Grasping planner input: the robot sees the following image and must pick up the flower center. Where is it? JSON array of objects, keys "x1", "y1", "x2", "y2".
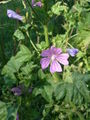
[{"x1": 51, "y1": 54, "x2": 56, "y2": 61}]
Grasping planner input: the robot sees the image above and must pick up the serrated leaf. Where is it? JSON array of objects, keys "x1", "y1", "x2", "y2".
[
  {"x1": 0, "y1": 101, "x2": 18, "y2": 120},
  {"x1": 51, "y1": 2, "x2": 61, "y2": 15},
  {"x1": 64, "y1": 83, "x2": 74, "y2": 102},
  {"x1": 7, "y1": 104, "x2": 18, "y2": 120},
  {"x1": 54, "y1": 82, "x2": 66, "y2": 101},
  {"x1": 33, "y1": 85, "x2": 53, "y2": 103},
  {"x1": 74, "y1": 78, "x2": 90, "y2": 103},
  {"x1": 43, "y1": 85, "x2": 53, "y2": 103},
  {"x1": 72, "y1": 72, "x2": 90, "y2": 82},
  {"x1": 0, "y1": 101, "x2": 7, "y2": 120},
  {"x1": 51, "y1": 2, "x2": 68, "y2": 15},
  {"x1": 42, "y1": 104, "x2": 53, "y2": 118},
  {"x1": 38, "y1": 69, "x2": 46, "y2": 79},
  {"x1": 13, "y1": 29, "x2": 25, "y2": 41},
  {"x1": 54, "y1": 73, "x2": 90, "y2": 104},
  {"x1": 15, "y1": 44, "x2": 32, "y2": 64},
  {"x1": 52, "y1": 34, "x2": 65, "y2": 48},
  {"x1": 2, "y1": 45, "x2": 32, "y2": 83},
  {"x1": 2, "y1": 57, "x2": 18, "y2": 81},
  {"x1": 21, "y1": 62, "x2": 36, "y2": 75}
]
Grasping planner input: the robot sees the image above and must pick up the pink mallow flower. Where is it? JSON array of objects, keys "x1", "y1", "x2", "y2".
[
  {"x1": 40, "y1": 46, "x2": 69, "y2": 73},
  {"x1": 32, "y1": 0, "x2": 42, "y2": 7}
]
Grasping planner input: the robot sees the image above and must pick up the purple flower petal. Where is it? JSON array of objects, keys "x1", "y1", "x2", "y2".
[
  {"x1": 40, "y1": 46, "x2": 69, "y2": 73},
  {"x1": 56, "y1": 53, "x2": 69, "y2": 65},
  {"x1": 33, "y1": 2, "x2": 42, "y2": 7},
  {"x1": 32, "y1": 0, "x2": 35, "y2": 5},
  {"x1": 7, "y1": 9, "x2": 23, "y2": 21},
  {"x1": 11, "y1": 87, "x2": 22, "y2": 96},
  {"x1": 50, "y1": 60, "x2": 62, "y2": 73},
  {"x1": 40, "y1": 58, "x2": 50, "y2": 69},
  {"x1": 41, "y1": 49, "x2": 51, "y2": 57},
  {"x1": 32, "y1": 0, "x2": 42, "y2": 7},
  {"x1": 67, "y1": 48, "x2": 78, "y2": 57},
  {"x1": 16, "y1": 113, "x2": 19, "y2": 120},
  {"x1": 50, "y1": 46, "x2": 62, "y2": 55}
]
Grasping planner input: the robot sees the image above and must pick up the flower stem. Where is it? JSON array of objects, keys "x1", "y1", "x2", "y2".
[
  {"x1": 67, "y1": 43, "x2": 74, "y2": 48},
  {"x1": 26, "y1": 0, "x2": 43, "y2": 26},
  {"x1": 43, "y1": 25, "x2": 49, "y2": 47},
  {"x1": 26, "y1": 31, "x2": 40, "y2": 55},
  {"x1": 52, "y1": 73, "x2": 60, "y2": 83}
]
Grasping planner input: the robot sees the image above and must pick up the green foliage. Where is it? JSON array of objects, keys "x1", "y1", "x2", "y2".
[
  {"x1": 13, "y1": 29, "x2": 25, "y2": 41},
  {"x1": 34, "y1": 84, "x2": 53, "y2": 103},
  {"x1": 54, "y1": 75, "x2": 90, "y2": 104},
  {"x1": 0, "y1": 101, "x2": 7, "y2": 120},
  {"x1": 33, "y1": 71, "x2": 90, "y2": 119},
  {"x1": 2, "y1": 44, "x2": 34, "y2": 86},
  {"x1": 52, "y1": 34, "x2": 65, "y2": 48},
  {"x1": 7, "y1": 104, "x2": 18, "y2": 120},
  {"x1": 0, "y1": 0, "x2": 90, "y2": 120},
  {"x1": 0, "y1": 101, "x2": 18, "y2": 120},
  {"x1": 51, "y1": 2, "x2": 68, "y2": 16},
  {"x1": 2, "y1": 44, "x2": 32, "y2": 74}
]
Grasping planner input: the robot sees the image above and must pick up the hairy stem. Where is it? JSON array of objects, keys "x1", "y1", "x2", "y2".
[{"x1": 26, "y1": 31, "x2": 40, "y2": 55}]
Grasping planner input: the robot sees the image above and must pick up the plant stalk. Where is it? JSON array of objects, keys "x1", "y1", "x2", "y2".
[
  {"x1": 43, "y1": 25, "x2": 49, "y2": 47},
  {"x1": 52, "y1": 73, "x2": 60, "y2": 83},
  {"x1": 26, "y1": 0, "x2": 43, "y2": 26},
  {"x1": 26, "y1": 31, "x2": 40, "y2": 55}
]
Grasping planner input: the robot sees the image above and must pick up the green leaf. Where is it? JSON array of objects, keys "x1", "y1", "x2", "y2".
[
  {"x1": 54, "y1": 72, "x2": 90, "y2": 104},
  {"x1": 72, "y1": 72, "x2": 90, "y2": 82},
  {"x1": 54, "y1": 82, "x2": 66, "y2": 101},
  {"x1": 43, "y1": 85, "x2": 53, "y2": 103},
  {"x1": 2, "y1": 45, "x2": 32, "y2": 75},
  {"x1": 2, "y1": 57, "x2": 20, "y2": 73},
  {"x1": 42, "y1": 104, "x2": 53, "y2": 119},
  {"x1": 15, "y1": 44, "x2": 32, "y2": 64},
  {"x1": 51, "y1": 2, "x2": 68, "y2": 15},
  {"x1": 51, "y1": 2, "x2": 61, "y2": 15},
  {"x1": 0, "y1": 101, "x2": 7, "y2": 120},
  {"x1": 2, "y1": 45, "x2": 32, "y2": 83},
  {"x1": 52, "y1": 34, "x2": 65, "y2": 48},
  {"x1": 2, "y1": 57, "x2": 18, "y2": 81},
  {"x1": 33, "y1": 85, "x2": 53, "y2": 103},
  {"x1": 64, "y1": 83, "x2": 74, "y2": 102},
  {"x1": 19, "y1": 24, "x2": 31, "y2": 32},
  {"x1": 36, "y1": 41, "x2": 47, "y2": 50},
  {"x1": 21, "y1": 62, "x2": 36, "y2": 75},
  {"x1": 0, "y1": 101, "x2": 18, "y2": 120},
  {"x1": 74, "y1": 78, "x2": 90, "y2": 103},
  {"x1": 13, "y1": 29, "x2": 25, "y2": 41},
  {"x1": 7, "y1": 104, "x2": 18, "y2": 120},
  {"x1": 38, "y1": 69, "x2": 46, "y2": 79}
]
